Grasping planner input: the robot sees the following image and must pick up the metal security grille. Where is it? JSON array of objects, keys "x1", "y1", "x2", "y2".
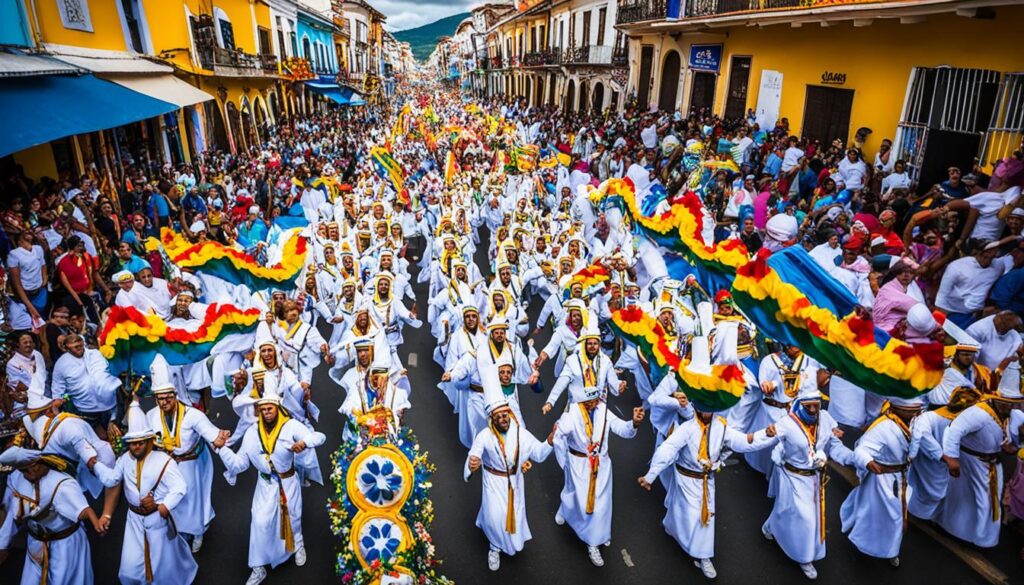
[
  {"x1": 980, "y1": 72, "x2": 1024, "y2": 167},
  {"x1": 895, "y1": 66, "x2": 1000, "y2": 184}
]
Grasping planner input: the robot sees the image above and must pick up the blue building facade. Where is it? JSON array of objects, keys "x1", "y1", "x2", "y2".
[{"x1": 296, "y1": 9, "x2": 337, "y2": 76}]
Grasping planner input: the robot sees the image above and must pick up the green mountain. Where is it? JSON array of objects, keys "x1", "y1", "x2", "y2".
[{"x1": 394, "y1": 12, "x2": 471, "y2": 62}]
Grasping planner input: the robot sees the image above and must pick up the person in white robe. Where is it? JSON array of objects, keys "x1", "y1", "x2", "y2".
[
  {"x1": 749, "y1": 380, "x2": 855, "y2": 580},
  {"x1": 147, "y1": 355, "x2": 230, "y2": 553},
  {"x1": 327, "y1": 277, "x2": 365, "y2": 347},
  {"x1": 534, "y1": 299, "x2": 589, "y2": 380},
  {"x1": 935, "y1": 381, "x2": 1023, "y2": 548},
  {"x1": 90, "y1": 400, "x2": 197, "y2": 585},
  {"x1": 839, "y1": 396, "x2": 925, "y2": 566},
  {"x1": 339, "y1": 359, "x2": 411, "y2": 443},
  {"x1": 907, "y1": 387, "x2": 978, "y2": 520},
  {"x1": 363, "y1": 272, "x2": 422, "y2": 362},
  {"x1": 214, "y1": 376, "x2": 326, "y2": 585},
  {"x1": 638, "y1": 404, "x2": 771, "y2": 579},
  {"x1": 465, "y1": 397, "x2": 554, "y2": 571},
  {"x1": 119, "y1": 266, "x2": 174, "y2": 319},
  {"x1": 165, "y1": 290, "x2": 215, "y2": 407},
  {"x1": 272, "y1": 299, "x2": 332, "y2": 384},
  {"x1": 542, "y1": 325, "x2": 624, "y2": 414},
  {"x1": 552, "y1": 384, "x2": 644, "y2": 567},
  {"x1": 0, "y1": 447, "x2": 103, "y2": 585},
  {"x1": 49, "y1": 334, "x2": 121, "y2": 433},
  {"x1": 438, "y1": 305, "x2": 485, "y2": 415},
  {"x1": 927, "y1": 325, "x2": 989, "y2": 406},
  {"x1": 20, "y1": 360, "x2": 115, "y2": 499}
]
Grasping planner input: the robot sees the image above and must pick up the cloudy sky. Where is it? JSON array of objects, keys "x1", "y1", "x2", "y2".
[{"x1": 377, "y1": 0, "x2": 482, "y2": 31}]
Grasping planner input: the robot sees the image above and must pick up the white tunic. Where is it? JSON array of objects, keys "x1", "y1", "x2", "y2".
[
  {"x1": 907, "y1": 411, "x2": 953, "y2": 519},
  {"x1": 22, "y1": 412, "x2": 115, "y2": 500},
  {"x1": 553, "y1": 402, "x2": 637, "y2": 546},
  {"x1": 146, "y1": 404, "x2": 221, "y2": 536},
  {"x1": 464, "y1": 420, "x2": 552, "y2": 555},
  {"x1": 93, "y1": 449, "x2": 198, "y2": 585},
  {"x1": 935, "y1": 404, "x2": 1012, "y2": 547},
  {"x1": 839, "y1": 416, "x2": 912, "y2": 559},
  {"x1": 50, "y1": 350, "x2": 121, "y2": 414},
  {"x1": 217, "y1": 417, "x2": 326, "y2": 568},
  {"x1": 0, "y1": 470, "x2": 93, "y2": 585}
]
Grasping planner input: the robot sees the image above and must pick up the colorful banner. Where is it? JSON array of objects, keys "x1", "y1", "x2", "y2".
[
  {"x1": 589, "y1": 178, "x2": 945, "y2": 399},
  {"x1": 608, "y1": 305, "x2": 746, "y2": 412},
  {"x1": 99, "y1": 303, "x2": 261, "y2": 375},
  {"x1": 161, "y1": 228, "x2": 308, "y2": 291},
  {"x1": 370, "y1": 146, "x2": 405, "y2": 195}
]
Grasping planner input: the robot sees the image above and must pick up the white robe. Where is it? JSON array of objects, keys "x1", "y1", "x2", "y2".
[
  {"x1": 146, "y1": 405, "x2": 221, "y2": 536},
  {"x1": 464, "y1": 421, "x2": 553, "y2": 555},
  {"x1": 643, "y1": 415, "x2": 769, "y2": 559},
  {"x1": 0, "y1": 471, "x2": 93, "y2": 585},
  {"x1": 93, "y1": 450, "x2": 198, "y2": 585},
  {"x1": 935, "y1": 404, "x2": 1011, "y2": 547},
  {"x1": 22, "y1": 412, "x2": 115, "y2": 500},
  {"x1": 545, "y1": 351, "x2": 621, "y2": 412},
  {"x1": 553, "y1": 403, "x2": 637, "y2": 546},
  {"x1": 274, "y1": 319, "x2": 328, "y2": 384},
  {"x1": 217, "y1": 417, "x2": 326, "y2": 568},
  {"x1": 839, "y1": 417, "x2": 912, "y2": 559},
  {"x1": 907, "y1": 411, "x2": 952, "y2": 519},
  {"x1": 753, "y1": 410, "x2": 855, "y2": 564},
  {"x1": 50, "y1": 350, "x2": 121, "y2": 414}
]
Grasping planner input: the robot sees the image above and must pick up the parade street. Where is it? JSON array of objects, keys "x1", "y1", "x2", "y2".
[{"x1": 3, "y1": 242, "x2": 1018, "y2": 585}]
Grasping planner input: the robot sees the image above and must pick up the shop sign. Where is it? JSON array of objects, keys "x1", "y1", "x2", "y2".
[
  {"x1": 821, "y1": 71, "x2": 847, "y2": 85},
  {"x1": 689, "y1": 44, "x2": 722, "y2": 73}
]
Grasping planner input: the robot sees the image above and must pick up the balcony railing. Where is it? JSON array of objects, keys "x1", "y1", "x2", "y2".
[
  {"x1": 195, "y1": 41, "x2": 277, "y2": 76},
  {"x1": 617, "y1": 0, "x2": 669, "y2": 24},
  {"x1": 562, "y1": 45, "x2": 614, "y2": 66},
  {"x1": 612, "y1": 46, "x2": 628, "y2": 66},
  {"x1": 522, "y1": 50, "x2": 556, "y2": 66}
]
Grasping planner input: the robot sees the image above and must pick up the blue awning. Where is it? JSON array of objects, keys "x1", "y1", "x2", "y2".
[
  {"x1": 0, "y1": 73, "x2": 178, "y2": 157},
  {"x1": 339, "y1": 86, "x2": 364, "y2": 106},
  {"x1": 306, "y1": 82, "x2": 349, "y2": 105}
]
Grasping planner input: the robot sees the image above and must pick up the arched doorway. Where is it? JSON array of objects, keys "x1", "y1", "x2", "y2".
[
  {"x1": 658, "y1": 50, "x2": 682, "y2": 113},
  {"x1": 226, "y1": 101, "x2": 244, "y2": 153},
  {"x1": 525, "y1": 76, "x2": 532, "y2": 103},
  {"x1": 592, "y1": 82, "x2": 605, "y2": 113},
  {"x1": 565, "y1": 79, "x2": 576, "y2": 112},
  {"x1": 578, "y1": 81, "x2": 588, "y2": 113},
  {"x1": 239, "y1": 96, "x2": 256, "y2": 148},
  {"x1": 253, "y1": 97, "x2": 269, "y2": 141},
  {"x1": 535, "y1": 77, "x2": 544, "y2": 107},
  {"x1": 268, "y1": 91, "x2": 279, "y2": 123},
  {"x1": 204, "y1": 100, "x2": 229, "y2": 152}
]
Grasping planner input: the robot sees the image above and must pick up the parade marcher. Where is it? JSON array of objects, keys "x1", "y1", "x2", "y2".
[
  {"x1": 146, "y1": 355, "x2": 230, "y2": 553},
  {"x1": 49, "y1": 333, "x2": 122, "y2": 437},
  {"x1": 839, "y1": 396, "x2": 926, "y2": 566},
  {"x1": 638, "y1": 402, "x2": 769, "y2": 579},
  {"x1": 0, "y1": 447, "x2": 102, "y2": 585},
  {"x1": 465, "y1": 395, "x2": 554, "y2": 571},
  {"x1": 552, "y1": 384, "x2": 644, "y2": 566},
  {"x1": 215, "y1": 374, "x2": 326, "y2": 585},
  {"x1": 90, "y1": 400, "x2": 198, "y2": 585},
  {"x1": 543, "y1": 325, "x2": 625, "y2": 414}
]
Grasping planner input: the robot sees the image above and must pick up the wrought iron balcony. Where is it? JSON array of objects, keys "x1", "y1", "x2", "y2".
[
  {"x1": 612, "y1": 46, "x2": 629, "y2": 67},
  {"x1": 562, "y1": 45, "x2": 614, "y2": 66},
  {"x1": 195, "y1": 40, "x2": 276, "y2": 77},
  {"x1": 617, "y1": 0, "x2": 668, "y2": 24},
  {"x1": 522, "y1": 50, "x2": 555, "y2": 66}
]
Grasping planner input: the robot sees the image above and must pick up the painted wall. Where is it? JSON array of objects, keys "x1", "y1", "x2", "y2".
[
  {"x1": 634, "y1": 7, "x2": 1024, "y2": 157},
  {"x1": 297, "y1": 12, "x2": 337, "y2": 74},
  {"x1": 33, "y1": 0, "x2": 129, "y2": 50},
  {"x1": 1, "y1": 0, "x2": 31, "y2": 46}
]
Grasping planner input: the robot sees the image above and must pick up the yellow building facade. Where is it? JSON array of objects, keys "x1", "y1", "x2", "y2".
[{"x1": 621, "y1": 2, "x2": 1024, "y2": 187}]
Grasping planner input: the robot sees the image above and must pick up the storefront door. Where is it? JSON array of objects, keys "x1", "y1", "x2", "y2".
[
  {"x1": 689, "y1": 71, "x2": 716, "y2": 115},
  {"x1": 801, "y1": 85, "x2": 854, "y2": 146}
]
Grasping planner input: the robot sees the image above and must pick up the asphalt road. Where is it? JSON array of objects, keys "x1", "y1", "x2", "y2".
[{"x1": 3, "y1": 233, "x2": 1022, "y2": 585}]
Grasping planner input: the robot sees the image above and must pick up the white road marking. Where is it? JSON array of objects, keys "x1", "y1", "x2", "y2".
[
  {"x1": 407, "y1": 353, "x2": 418, "y2": 367},
  {"x1": 620, "y1": 549, "x2": 634, "y2": 568}
]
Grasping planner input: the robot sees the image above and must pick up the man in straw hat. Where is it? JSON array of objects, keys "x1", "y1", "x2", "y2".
[
  {"x1": 551, "y1": 384, "x2": 644, "y2": 567},
  {"x1": 89, "y1": 400, "x2": 197, "y2": 585},
  {"x1": 0, "y1": 446, "x2": 103, "y2": 585},
  {"x1": 215, "y1": 372, "x2": 326, "y2": 585},
  {"x1": 465, "y1": 394, "x2": 555, "y2": 571},
  {"x1": 146, "y1": 354, "x2": 230, "y2": 553}
]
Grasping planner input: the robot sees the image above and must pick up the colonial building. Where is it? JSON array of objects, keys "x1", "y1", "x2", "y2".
[{"x1": 616, "y1": 0, "x2": 1024, "y2": 187}]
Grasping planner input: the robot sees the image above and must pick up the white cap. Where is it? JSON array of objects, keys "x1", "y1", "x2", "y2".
[
  {"x1": 578, "y1": 324, "x2": 601, "y2": 342},
  {"x1": 795, "y1": 370, "x2": 821, "y2": 402},
  {"x1": 942, "y1": 318, "x2": 980, "y2": 353},
  {"x1": 113, "y1": 270, "x2": 134, "y2": 283},
  {"x1": 889, "y1": 395, "x2": 926, "y2": 409},
  {"x1": 0, "y1": 446, "x2": 43, "y2": 467},
  {"x1": 150, "y1": 354, "x2": 177, "y2": 395},
  {"x1": 995, "y1": 361, "x2": 1023, "y2": 401},
  {"x1": 486, "y1": 397, "x2": 511, "y2": 416},
  {"x1": 487, "y1": 316, "x2": 510, "y2": 331},
  {"x1": 255, "y1": 322, "x2": 277, "y2": 351},
  {"x1": 122, "y1": 400, "x2": 155, "y2": 442},
  {"x1": 190, "y1": 220, "x2": 206, "y2": 233},
  {"x1": 248, "y1": 205, "x2": 261, "y2": 215}
]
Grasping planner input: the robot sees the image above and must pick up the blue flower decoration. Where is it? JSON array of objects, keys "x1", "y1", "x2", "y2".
[
  {"x1": 358, "y1": 456, "x2": 405, "y2": 506},
  {"x1": 359, "y1": 519, "x2": 402, "y2": 563}
]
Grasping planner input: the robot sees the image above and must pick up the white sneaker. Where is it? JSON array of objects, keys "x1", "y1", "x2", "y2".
[
  {"x1": 191, "y1": 534, "x2": 204, "y2": 553},
  {"x1": 587, "y1": 545, "x2": 604, "y2": 567},
  {"x1": 761, "y1": 523, "x2": 774, "y2": 542},
  {"x1": 889, "y1": 557, "x2": 900, "y2": 568},
  {"x1": 554, "y1": 511, "x2": 565, "y2": 525},
  {"x1": 695, "y1": 558, "x2": 717, "y2": 579},
  {"x1": 245, "y1": 566, "x2": 267, "y2": 585},
  {"x1": 295, "y1": 545, "x2": 307, "y2": 566},
  {"x1": 604, "y1": 540, "x2": 611, "y2": 547},
  {"x1": 487, "y1": 549, "x2": 500, "y2": 571},
  {"x1": 799, "y1": 563, "x2": 817, "y2": 580}
]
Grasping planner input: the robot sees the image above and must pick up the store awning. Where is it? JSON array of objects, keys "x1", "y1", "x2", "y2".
[
  {"x1": 0, "y1": 74, "x2": 178, "y2": 157},
  {"x1": 0, "y1": 52, "x2": 84, "y2": 78},
  {"x1": 43, "y1": 43, "x2": 172, "y2": 74},
  {"x1": 307, "y1": 82, "x2": 365, "y2": 106},
  {"x1": 339, "y1": 86, "x2": 365, "y2": 106},
  {"x1": 103, "y1": 73, "x2": 214, "y2": 107}
]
